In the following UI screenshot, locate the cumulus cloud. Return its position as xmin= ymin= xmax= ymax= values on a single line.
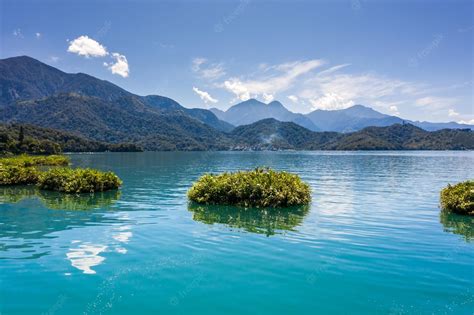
xmin=192 ymin=58 xmax=225 ymax=80
xmin=263 ymin=93 xmax=274 ymax=103
xmin=388 ymin=105 xmax=401 ymax=116
xmin=308 ymin=93 xmax=355 ymax=111
xmin=222 ymin=79 xmax=251 ymax=101
xmin=67 ymin=35 xmax=108 ymax=57
xmin=193 ymin=87 xmax=218 ymax=104
xmin=67 ymin=35 xmax=129 ymax=77
xmin=448 ymin=109 xmax=459 ymax=117
xmin=105 ymin=53 xmax=129 ymax=78
xmin=447 ymin=109 xmax=474 ymax=125
xmin=35 ymin=32 xmax=41 ymax=39
xmin=288 ymin=95 xmax=299 ymax=103
xmin=459 ymin=119 xmax=474 ymax=125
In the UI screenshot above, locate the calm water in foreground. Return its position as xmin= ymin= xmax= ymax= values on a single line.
xmin=1 ymin=151 xmax=473 ymax=314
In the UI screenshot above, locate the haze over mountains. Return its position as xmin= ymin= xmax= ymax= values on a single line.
xmin=0 ymin=55 xmax=472 ymax=151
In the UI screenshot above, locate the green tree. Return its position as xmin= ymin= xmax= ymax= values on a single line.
xmin=18 ymin=126 xmax=25 ymax=144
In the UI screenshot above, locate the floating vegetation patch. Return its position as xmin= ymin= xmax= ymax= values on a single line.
xmin=0 ymin=155 xmax=121 ymax=193
xmin=188 ymin=168 xmax=311 ymax=208
xmin=0 ymin=154 xmax=70 ymax=167
xmin=38 ymin=168 xmax=122 ymax=193
xmin=0 ymin=164 xmax=40 ymax=185
xmin=440 ymin=180 xmax=474 ymax=216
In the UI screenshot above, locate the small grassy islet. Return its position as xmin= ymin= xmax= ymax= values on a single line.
xmin=188 ymin=167 xmax=311 ymax=208
xmin=440 ymin=180 xmax=474 ymax=216
xmin=0 ymin=154 xmax=121 ymax=193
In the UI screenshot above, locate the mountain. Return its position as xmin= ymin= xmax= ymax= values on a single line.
xmin=410 ymin=121 xmax=474 ymax=132
xmin=211 ymin=99 xmax=319 ymax=131
xmin=213 ymin=97 xmax=472 ymax=133
xmin=230 ymin=120 xmax=474 ymax=150
xmin=0 ymin=55 xmax=472 ymax=152
xmin=0 ymin=55 xmax=232 ymax=132
xmin=1 ymin=93 xmax=232 ymax=150
xmin=0 ymin=56 xmax=237 ymax=149
xmin=230 ymin=118 xmax=338 ymax=150
xmin=306 ymin=105 xmax=403 ymax=132
xmin=305 ymin=105 xmax=473 ymax=133
xmin=323 ymin=124 xmax=474 ymax=150
xmin=144 ymin=95 xmax=234 ymax=132
xmin=0 ymin=55 xmax=130 ymax=103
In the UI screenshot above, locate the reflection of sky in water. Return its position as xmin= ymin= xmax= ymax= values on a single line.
xmin=66 ymin=221 xmax=133 ymax=274
xmin=66 ymin=243 xmax=107 ymax=274
xmin=0 ymin=188 xmax=133 ymax=274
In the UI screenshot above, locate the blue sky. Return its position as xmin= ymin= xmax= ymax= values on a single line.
xmin=1 ymin=0 xmax=473 ymax=123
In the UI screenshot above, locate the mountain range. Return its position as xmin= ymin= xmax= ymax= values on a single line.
xmin=0 ymin=55 xmax=472 ymax=151
xmin=212 ymin=99 xmax=472 ymax=133
xmin=228 ymin=119 xmax=473 ymax=150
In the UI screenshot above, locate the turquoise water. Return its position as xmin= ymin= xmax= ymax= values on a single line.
xmin=1 ymin=151 xmax=473 ymax=314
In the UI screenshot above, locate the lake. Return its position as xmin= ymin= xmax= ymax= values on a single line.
xmin=1 ymin=151 xmax=473 ymax=314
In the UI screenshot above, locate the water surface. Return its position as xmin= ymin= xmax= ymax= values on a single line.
xmin=1 ymin=151 xmax=473 ymax=314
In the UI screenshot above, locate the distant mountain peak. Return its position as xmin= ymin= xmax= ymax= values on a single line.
xmin=235 ymin=98 xmax=265 ymax=107
xmin=5 ymin=55 xmax=38 ymax=61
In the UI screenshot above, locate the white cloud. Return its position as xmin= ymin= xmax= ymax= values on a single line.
xmin=223 ymin=79 xmax=251 ymax=101
xmin=447 ymin=109 xmax=474 ymax=125
xmin=309 ymin=93 xmax=355 ymax=111
xmin=316 ymin=63 xmax=351 ymax=76
xmin=210 ymin=57 xmax=466 ymax=120
xmin=13 ymin=29 xmax=23 ymax=38
xmin=448 ymin=108 xmax=459 ymax=117
xmin=192 ymin=58 xmax=206 ymax=71
xmin=389 ymin=105 xmax=400 ymax=115
xmin=222 ymin=59 xmax=324 ymax=102
xmin=300 ymin=71 xmax=421 ymax=111
xmin=288 ymin=95 xmax=298 ymax=103
xmin=193 ymin=87 xmax=218 ymax=104
xmin=459 ymin=119 xmax=474 ymax=125
xmin=67 ymin=35 xmax=108 ymax=58
xmin=35 ymin=32 xmax=41 ymax=39
xmin=262 ymin=93 xmax=274 ymax=103
xmin=192 ymin=57 xmax=225 ymax=80
xmin=415 ymin=96 xmax=457 ymax=109
xmin=106 ymin=53 xmax=129 ymax=78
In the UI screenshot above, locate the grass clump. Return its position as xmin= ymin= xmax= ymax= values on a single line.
xmin=38 ymin=168 xmax=122 ymax=193
xmin=0 ymin=154 xmax=121 ymax=194
xmin=0 ymin=165 xmax=40 ymax=185
xmin=188 ymin=167 xmax=311 ymax=208
xmin=440 ymin=180 xmax=474 ymax=216
xmin=0 ymin=154 xmax=70 ymax=167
